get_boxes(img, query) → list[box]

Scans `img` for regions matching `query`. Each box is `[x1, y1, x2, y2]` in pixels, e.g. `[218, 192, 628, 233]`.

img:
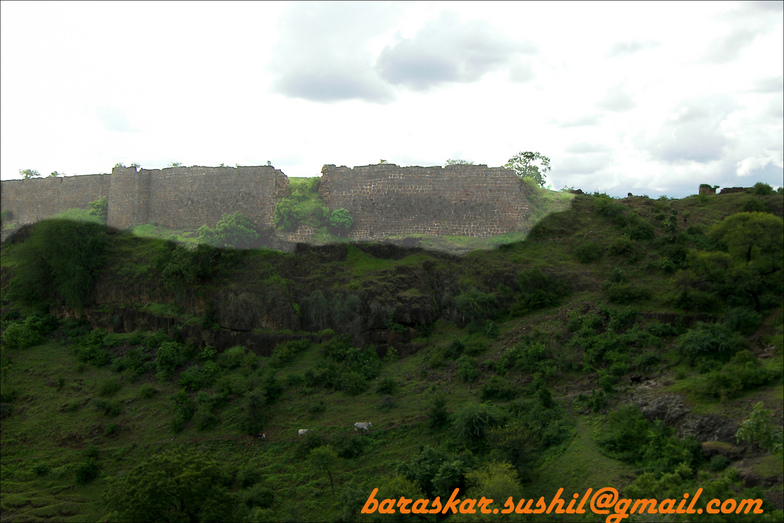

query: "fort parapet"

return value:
[319, 163, 530, 239]
[1, 163, 531, 242]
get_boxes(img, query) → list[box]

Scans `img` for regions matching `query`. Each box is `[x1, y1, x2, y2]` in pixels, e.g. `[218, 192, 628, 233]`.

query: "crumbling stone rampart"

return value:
[1, 163, 529, 240]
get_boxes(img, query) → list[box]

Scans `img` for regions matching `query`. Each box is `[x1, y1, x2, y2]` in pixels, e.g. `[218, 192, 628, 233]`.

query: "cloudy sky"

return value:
[1, 1, 782, 197]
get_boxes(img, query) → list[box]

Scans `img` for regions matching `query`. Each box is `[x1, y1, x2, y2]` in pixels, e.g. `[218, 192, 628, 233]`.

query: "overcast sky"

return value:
[1, 1, 782, 197]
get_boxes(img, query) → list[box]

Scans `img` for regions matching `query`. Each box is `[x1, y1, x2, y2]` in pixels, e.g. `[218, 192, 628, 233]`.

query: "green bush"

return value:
[444, 339, 465, 359]
[238, 465, 262, 488]
[457, 355, 478, 382]
[723, 307, 763, 336]
[575, 243, 603, 263]
[594, 195, 627, 224]
[193, 409, 219, 431]
[171, 390, 196, 433]
[752, 182, 774, 195]
[217, 345, 246, 370]
[452, 402, 504, 449]
[676, 322, 747, 364]
[427, 393, 450, 429]
[139, 384, 158, 398]
[695, 351, 778, 400]
[98, 379, 121, 397]
[336, 371, 368, 396]
[270, 340, 309, 368]
[155, 342, 184, 378]
[608, 235, 638, 258]
[328, 208, 353, 236]
[32, 462, 49, 476]
[376, 377, 397, 394]
[333, 433, 366, 459]
[605, 283, 651, 304]
[674, 288, 721, 312]
[455, 288, 498, 323]
[7, 220, 107, 309]
[104, 422, 119, 437]
[178, 362, 219, 391]
[197, 212, 259, 248]
[596, 405, 702, 473]
[241, 484, 274, 509]
[74, 459, 99, 484]
[480, 377, 519, 401]
[515, 268, 570, 313]
[0, 316, 49, 349]
[88, 197, 108, 223]
[709, 455, 730, 471]
[262, 373, 284, 403]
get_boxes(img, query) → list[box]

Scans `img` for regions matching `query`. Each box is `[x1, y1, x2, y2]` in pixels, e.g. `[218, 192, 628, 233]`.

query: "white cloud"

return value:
[1, 1, 781, 199]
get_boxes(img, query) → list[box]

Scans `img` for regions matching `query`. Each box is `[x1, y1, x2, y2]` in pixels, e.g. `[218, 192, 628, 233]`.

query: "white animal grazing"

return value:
[354, 422, 372, 432]
[298, 429, 310, 437]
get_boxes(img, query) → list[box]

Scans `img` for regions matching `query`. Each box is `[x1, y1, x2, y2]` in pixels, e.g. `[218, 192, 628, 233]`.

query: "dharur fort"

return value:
[0, 163, 531, 242]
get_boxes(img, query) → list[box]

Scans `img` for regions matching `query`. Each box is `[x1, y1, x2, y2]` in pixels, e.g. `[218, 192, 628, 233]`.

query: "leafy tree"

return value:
[445, 159, 474, 165]
[328, 208, 353, 236]
[168, 161, 183, 167]
[310, 445, 339, 497]
[197, 212, 259, 249]
[103, 449, 235, 522]
[7, 220, 107, 309]
[455, 288, 498, 323]
[48, 171, 62, 178]
[452, 402, 504, 449]
[505, 151, 551, 187]
[88, 197, 108, 223]
[129, 162, 141, 170]
[691, 212, 784, 311]
[463, 462, 524, 521]
[736, 402, 784, 457]
[19, 168, 41, 179]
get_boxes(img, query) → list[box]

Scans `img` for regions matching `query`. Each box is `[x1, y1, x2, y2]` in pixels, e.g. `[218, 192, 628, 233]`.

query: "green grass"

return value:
[2, 187, 782, 522]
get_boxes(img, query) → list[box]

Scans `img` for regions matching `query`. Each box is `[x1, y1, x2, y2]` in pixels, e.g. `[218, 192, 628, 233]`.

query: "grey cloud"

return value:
[606, 40, 659, 57]
[648, 96, 739, 164]
[702, 3, 781, 64]
[554, 153, 611, 175]
[597, 85, 635, 112]
[565, 142, 611, 154]
[747, 76, 784, 93]
[701, 28, 759, 64]
[555, 115, 603, 128]
[767, 97, 784, 120]
[509, 62, 535, 83]
[375, 11, 536, 91]
[745, 162, 784, 187]
[269, 3, 399, 103]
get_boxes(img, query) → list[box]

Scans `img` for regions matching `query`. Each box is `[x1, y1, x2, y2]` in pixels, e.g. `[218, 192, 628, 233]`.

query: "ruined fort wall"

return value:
[105, 165, 288, 230]
[319, 164, 529, 239]
[0, 174, 111, 225]
[2, 163, 531, 240]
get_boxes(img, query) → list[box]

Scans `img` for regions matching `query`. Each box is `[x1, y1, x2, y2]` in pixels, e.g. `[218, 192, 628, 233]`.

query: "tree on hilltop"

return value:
[48, 171, 63, 178]
[445, 159, 474, 166]
[505, 151, 551, 187]
[19, 169, 41, 179]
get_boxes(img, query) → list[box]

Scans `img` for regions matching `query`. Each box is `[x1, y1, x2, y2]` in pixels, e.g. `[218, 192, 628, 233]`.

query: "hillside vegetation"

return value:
[1, 185, 783, 522]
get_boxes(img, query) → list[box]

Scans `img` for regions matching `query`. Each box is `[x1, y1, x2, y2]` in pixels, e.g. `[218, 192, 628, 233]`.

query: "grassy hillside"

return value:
[1, 186, 783, 522]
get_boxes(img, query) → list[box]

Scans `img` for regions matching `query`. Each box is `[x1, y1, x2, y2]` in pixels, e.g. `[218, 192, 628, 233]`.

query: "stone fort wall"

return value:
[0, 174, 112, 225]
[1, 163, 530, 240]
[106, 166, 288, 230]
[319, 163, 530, 239]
